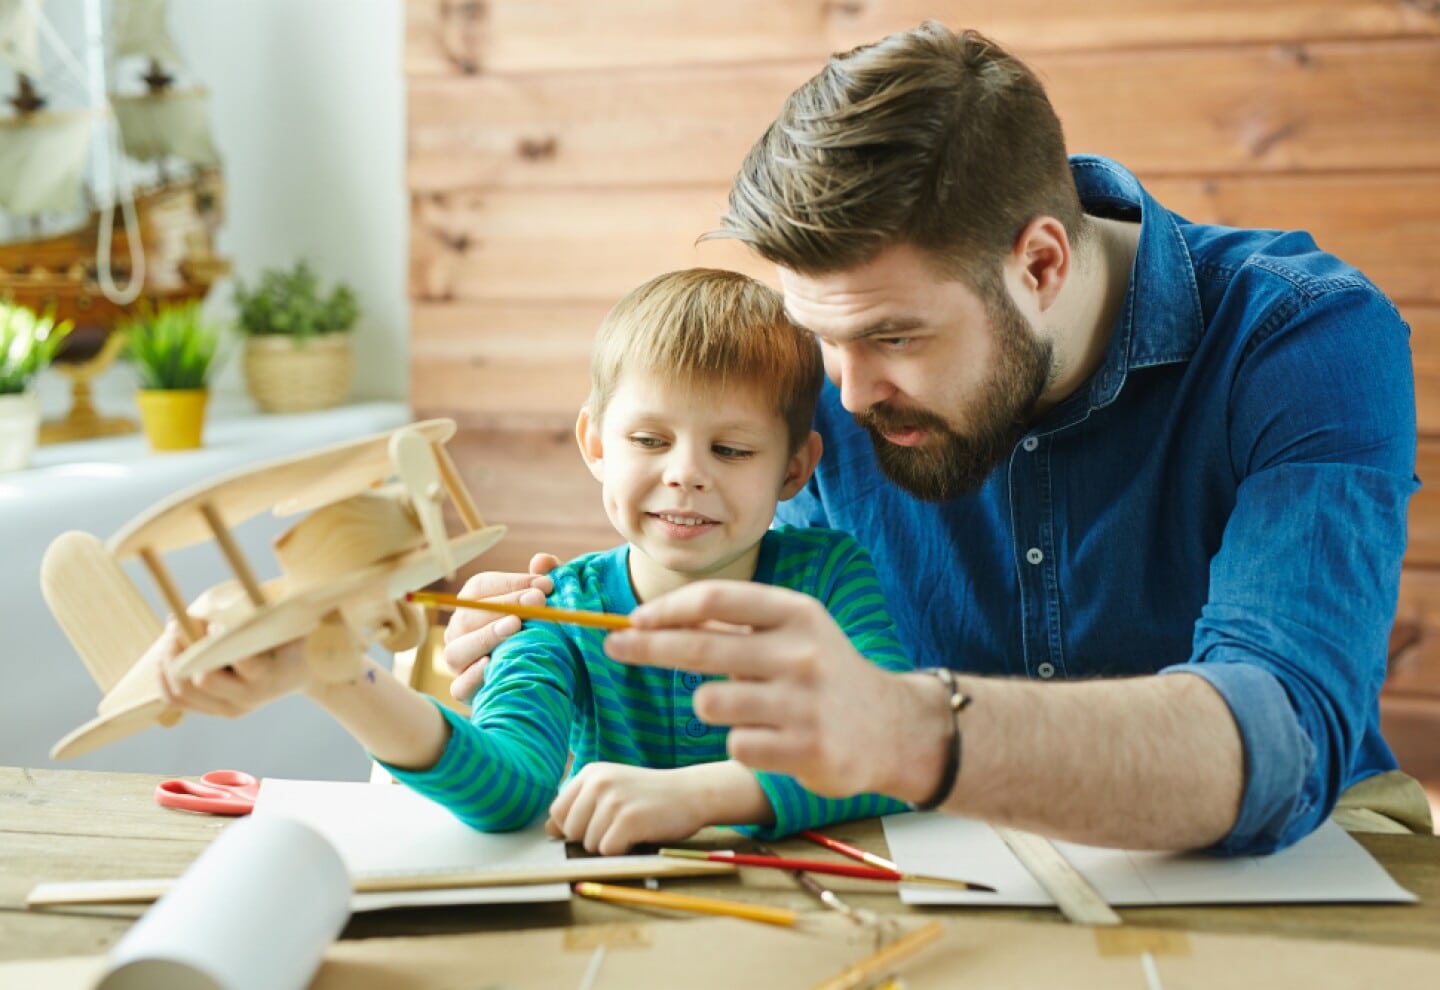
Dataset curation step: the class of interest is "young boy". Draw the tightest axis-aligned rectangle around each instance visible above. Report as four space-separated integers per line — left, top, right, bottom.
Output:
159 268 912 854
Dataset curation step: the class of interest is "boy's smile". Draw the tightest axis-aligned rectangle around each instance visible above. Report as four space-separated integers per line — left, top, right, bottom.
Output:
577 370 819 602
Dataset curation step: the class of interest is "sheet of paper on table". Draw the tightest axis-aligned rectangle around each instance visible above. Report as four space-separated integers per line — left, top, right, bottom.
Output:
253 777 571 911
882 813 1417 907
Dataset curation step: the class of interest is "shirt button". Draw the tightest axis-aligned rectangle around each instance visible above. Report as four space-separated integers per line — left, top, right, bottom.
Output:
1025 547 1044 565
681 672 703 690
685 718 708 738
1037 662 1056 679
1022 437 1039 452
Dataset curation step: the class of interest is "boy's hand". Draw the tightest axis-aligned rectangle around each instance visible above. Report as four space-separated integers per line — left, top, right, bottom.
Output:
155 620 310 718
443 552 559 703
545 760 772 855
545 763 712 856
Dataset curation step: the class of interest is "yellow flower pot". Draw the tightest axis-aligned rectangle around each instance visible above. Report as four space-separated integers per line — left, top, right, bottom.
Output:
136 389 209 451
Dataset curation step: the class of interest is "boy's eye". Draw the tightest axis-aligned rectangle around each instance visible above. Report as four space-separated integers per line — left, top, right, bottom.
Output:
712 444 754 459
630 435 667 449
877 336 913 350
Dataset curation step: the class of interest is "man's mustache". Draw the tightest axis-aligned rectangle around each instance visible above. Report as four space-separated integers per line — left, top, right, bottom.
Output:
855 403 949 436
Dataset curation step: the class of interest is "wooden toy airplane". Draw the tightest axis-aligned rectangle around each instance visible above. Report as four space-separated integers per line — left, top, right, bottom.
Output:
41 419 506 759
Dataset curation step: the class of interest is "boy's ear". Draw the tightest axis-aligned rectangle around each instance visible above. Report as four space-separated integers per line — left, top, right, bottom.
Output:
778 431 823 500
575 407 606 482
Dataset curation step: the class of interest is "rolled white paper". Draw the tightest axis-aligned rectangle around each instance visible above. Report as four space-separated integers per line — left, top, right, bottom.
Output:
98 815 351 990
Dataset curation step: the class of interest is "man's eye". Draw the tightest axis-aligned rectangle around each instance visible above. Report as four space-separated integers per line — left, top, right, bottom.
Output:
878 336 912 350
713 445 754 459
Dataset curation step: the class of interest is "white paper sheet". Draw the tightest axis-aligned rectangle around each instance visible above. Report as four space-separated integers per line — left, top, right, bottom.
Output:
99 815 350 990
252 777 571 911
883 813 1418 907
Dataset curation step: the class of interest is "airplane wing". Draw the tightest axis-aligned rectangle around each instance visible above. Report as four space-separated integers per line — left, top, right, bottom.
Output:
107 419 456 558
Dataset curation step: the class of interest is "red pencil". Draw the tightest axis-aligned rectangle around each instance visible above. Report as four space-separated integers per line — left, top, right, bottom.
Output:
798 829 899 872
658 848 994 892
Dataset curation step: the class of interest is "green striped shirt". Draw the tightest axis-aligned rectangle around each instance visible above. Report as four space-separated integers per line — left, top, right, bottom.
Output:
384 526 912 837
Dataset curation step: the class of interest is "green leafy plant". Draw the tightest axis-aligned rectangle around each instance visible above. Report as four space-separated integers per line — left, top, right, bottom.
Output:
233 260 359 341
122 300 226 390
0 302 73 395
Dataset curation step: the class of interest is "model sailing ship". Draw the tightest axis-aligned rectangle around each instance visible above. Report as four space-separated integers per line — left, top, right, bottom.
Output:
0 0 227 439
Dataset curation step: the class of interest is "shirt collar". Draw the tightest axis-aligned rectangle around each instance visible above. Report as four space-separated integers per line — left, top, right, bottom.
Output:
1054 156 1205 420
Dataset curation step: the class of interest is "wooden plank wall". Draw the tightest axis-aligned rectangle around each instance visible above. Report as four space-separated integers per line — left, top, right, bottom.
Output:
405 1 1440 791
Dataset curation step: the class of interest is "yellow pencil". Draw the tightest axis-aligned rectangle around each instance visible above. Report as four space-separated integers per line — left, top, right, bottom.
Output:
572 881 798 928
807 920 945 990
406 590 632 631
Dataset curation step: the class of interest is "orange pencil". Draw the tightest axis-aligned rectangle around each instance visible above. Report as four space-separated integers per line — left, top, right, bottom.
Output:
406 590 632 631
572 881 797 927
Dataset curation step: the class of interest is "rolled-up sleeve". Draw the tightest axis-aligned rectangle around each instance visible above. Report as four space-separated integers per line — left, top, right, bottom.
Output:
1162 283 1415 855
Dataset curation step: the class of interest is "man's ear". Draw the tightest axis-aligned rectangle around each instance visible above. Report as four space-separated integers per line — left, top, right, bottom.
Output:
575 407 605 483
1008 214 1070 313
779 431 823 500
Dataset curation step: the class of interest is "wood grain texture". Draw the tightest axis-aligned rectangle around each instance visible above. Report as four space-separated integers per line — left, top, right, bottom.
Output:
404 0 1440 76
4 766 1440 962
408 42 1440 191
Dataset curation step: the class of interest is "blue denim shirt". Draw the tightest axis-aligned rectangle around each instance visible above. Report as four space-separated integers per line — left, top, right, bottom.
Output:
777 155 1417 855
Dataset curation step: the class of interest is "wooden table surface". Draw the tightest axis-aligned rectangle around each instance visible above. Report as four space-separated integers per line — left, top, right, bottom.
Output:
3 766 1438 963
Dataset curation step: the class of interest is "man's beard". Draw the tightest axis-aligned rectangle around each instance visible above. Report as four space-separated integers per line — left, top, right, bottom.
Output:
856 291 1052 503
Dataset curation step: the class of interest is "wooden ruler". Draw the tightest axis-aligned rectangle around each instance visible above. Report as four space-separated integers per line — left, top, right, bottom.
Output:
994 826 1121 925
27 855 737 908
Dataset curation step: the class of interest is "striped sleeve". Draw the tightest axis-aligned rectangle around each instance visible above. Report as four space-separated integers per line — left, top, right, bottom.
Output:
748 529 913 837
379 620 581 831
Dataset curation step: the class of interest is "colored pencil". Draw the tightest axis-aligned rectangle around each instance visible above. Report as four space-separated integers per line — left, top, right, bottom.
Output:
572 881 797 927
659 848 995 892
799 829 899 872
807 920 946 990
406 590 631 631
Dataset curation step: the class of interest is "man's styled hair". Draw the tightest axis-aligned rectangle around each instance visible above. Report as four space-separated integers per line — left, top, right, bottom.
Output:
587 268 823 454
715 22 1083 292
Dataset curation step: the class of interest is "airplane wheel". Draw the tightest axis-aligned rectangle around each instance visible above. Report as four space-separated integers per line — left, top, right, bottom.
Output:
378 601 427 652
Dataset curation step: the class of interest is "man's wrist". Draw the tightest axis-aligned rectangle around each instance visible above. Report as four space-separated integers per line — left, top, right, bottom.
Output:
909 667 971 811
885 672 963 805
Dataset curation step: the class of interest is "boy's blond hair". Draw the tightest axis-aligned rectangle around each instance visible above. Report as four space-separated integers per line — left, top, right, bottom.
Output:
587 269 823 454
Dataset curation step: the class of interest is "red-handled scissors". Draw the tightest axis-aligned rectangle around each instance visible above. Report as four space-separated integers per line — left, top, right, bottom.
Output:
154 770 260 816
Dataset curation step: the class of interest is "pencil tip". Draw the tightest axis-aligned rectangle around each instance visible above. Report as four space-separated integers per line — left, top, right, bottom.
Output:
968 882 998 893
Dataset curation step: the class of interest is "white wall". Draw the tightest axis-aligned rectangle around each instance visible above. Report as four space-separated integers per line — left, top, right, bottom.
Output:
18 0 410 406
180 0 408 403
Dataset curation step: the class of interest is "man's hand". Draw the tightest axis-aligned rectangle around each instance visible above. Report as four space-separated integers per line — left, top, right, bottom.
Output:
443 552 559 703
545 763 718 856
603 582 932 801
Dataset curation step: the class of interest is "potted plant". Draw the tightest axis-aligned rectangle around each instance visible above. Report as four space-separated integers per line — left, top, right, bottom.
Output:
0 302 72 471
234 260 359 413
122 300 226 451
